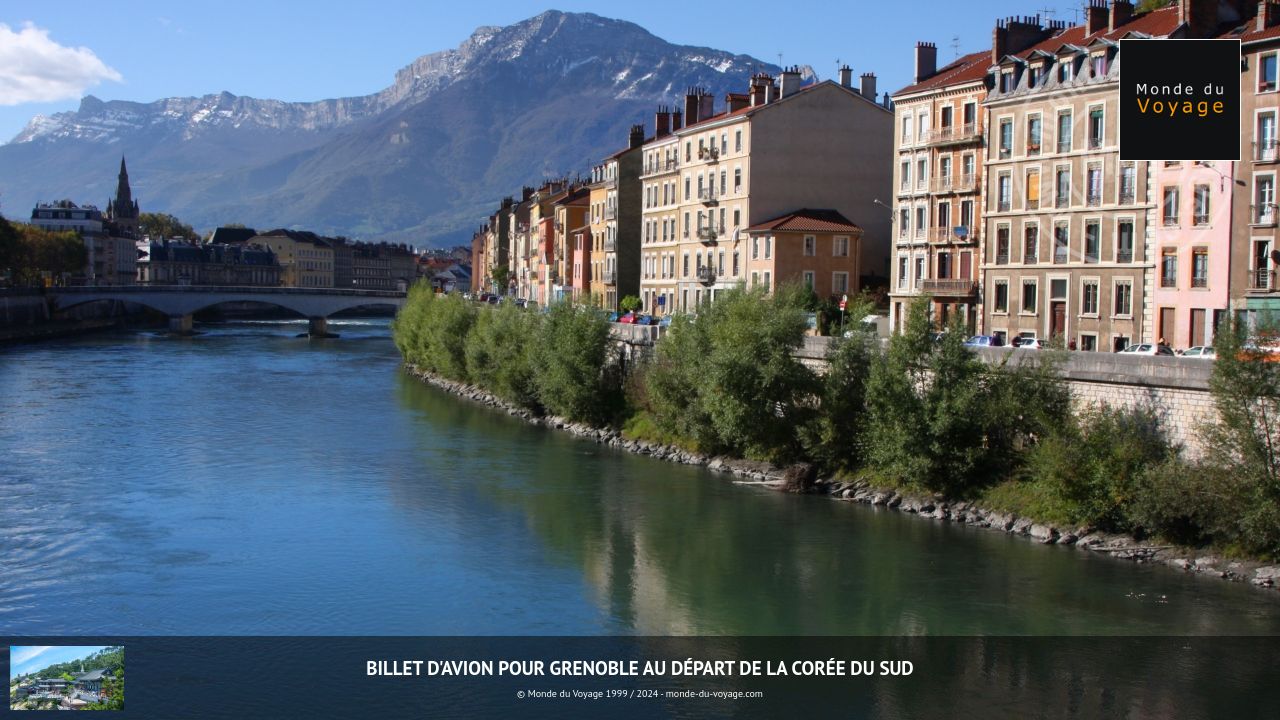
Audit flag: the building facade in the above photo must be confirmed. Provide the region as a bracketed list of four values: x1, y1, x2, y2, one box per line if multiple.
[251, 230, 334, 288]
[890, 50, 988, 333]
[138, 241, 280, 286]
[743, 209, 863, 300]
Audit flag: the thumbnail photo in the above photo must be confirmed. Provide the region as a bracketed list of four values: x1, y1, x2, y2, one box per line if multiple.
[8, 646, 123, 711]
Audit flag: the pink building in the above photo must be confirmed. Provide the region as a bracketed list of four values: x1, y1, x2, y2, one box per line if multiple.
[570, 224, 592, 301]
[1151, 161, 1234, 350]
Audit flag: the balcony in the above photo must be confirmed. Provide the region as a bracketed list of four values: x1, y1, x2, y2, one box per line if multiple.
[1057, 140, 1072, 153]
[1251, 268, 1273, 292]
[603, 270, 616, 285]
[696, 265, 716, 284]
[697, 187, 719, 205]
[1256, 140, 1278, 163]
[1117, 248, 1134, 263]
[1026, 197, 1039, 210]
[1053, 247, 1069, 264]
[997, 200, 1011, 212]
[1088, 136, 1103, 150]
[1086, 193, 1102, 207]
[995, 252, 1009, 265]
[1119, 190, 1136, 205]
[697, 146, 720, 163]
[1024, 247, 1038, 264]
[1055, 195, 1070, 209]
[1026, 142, 1042, 156]
[927, 227, 976, 244]
[603, 237, 616, 252]
[1191, 275, 1208, 289]
[1194, 213, 1210, 226]
[697, 225, 722, 243]
[604, 206, 617, 220]
[1253, 204, 1278, 226]
[921, 279, 977, 296]
[998, 146, 1012, 160]
[924, 123, 981, 147]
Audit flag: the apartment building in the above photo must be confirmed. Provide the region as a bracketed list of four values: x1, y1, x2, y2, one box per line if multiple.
[551, 186, 590, 303]
[600, 128, 644, 311]
[505, 189, 533, 297]
[890, 48, 988, 333]
[587, 169, 610, 303]
[252, 229, 335, 288]
[1151, 160, 1233, 348]
[1229, 2, 1280, 325]
[639, 107, 683, 314]
[642, 68, 892, 314]
[743, 209, 862, 300]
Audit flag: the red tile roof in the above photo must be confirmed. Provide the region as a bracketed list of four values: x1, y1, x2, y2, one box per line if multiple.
[745, 209, 861, 234]
[893, 50, 990, 97]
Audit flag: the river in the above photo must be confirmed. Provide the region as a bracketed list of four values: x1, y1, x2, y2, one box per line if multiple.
[2, 317, 1279, 638]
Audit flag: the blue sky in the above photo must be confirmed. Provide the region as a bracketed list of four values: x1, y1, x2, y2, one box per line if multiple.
[0, 1, 1091, 143]
[9, 646, 108, 680]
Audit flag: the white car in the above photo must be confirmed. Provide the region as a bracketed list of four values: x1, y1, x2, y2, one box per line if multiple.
[1119, 343, 1176, 356]
[1014, 337, 1045, 350]
[1180, 346, 1216, 359]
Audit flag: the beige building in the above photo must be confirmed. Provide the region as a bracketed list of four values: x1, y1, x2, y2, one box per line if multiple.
[1229, 4, 1280, 324]
[890, 47, 988, 333]
[642, 68, 892, 315]
[252, 230, 334, 288]
[587, 169, 610, 304]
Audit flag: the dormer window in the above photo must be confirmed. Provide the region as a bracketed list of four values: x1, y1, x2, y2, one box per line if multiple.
[1058, 61, 1071, 83]
[1091, 53, 1108, 78]
[1000, 70, 1015, 93]
[1028, 64, 1042, 87]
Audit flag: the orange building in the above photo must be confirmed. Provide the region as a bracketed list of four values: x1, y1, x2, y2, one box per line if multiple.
[743, 209, 863, 300]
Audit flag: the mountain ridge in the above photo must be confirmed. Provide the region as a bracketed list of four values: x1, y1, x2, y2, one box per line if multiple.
[0, 10, 814, 246]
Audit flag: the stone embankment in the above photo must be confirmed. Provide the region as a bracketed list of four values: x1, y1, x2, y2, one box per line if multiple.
[405, 364, 1280, 594]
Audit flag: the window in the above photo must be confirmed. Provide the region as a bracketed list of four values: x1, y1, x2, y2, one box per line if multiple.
[1054, 223, 1069, 264]
[1261, 52, 1277, 93]
[1084, 221, 1100, 263]
[998, 173, 1011, 211]
[1055, 167, 1071, 208]
[937, 252, 951, 279]
[1057, 111, 1072, 153]
[1259, 111, 1278, 161]
[1194, 184, 1211, 225]
[1059, 60, 1071, 84]
[751, 237, 759, 260]
[937, 201, 951, 231]
[994, 280, 1009, 313]
[1163, 186, 1180, 226]
[763, 271, 771, 291]
[1114, 281, 1133, 316]
[1117, 220, 1135, 262]
[1080, 334, 1097, 352]
[683, 253, 689, 277]
[1082, 280, 1099, 315]
[898, 208, 909, 237]
[902, 116, 913, 143]
[733, 209, 740, 227]
[1088, 107, 1104, 149]
[735, 130, 742, 153]
[1029, 64, 1042, 87]
[803, 271, 815, 288]
[916, 206, 927, 237]
[963, 102, 976, 128]
[833, 272, 849, 294]
[898, 257, 907, 288]
[917, 158, 927, 189]
[1256, 176, 1276, 223]
[684, 177, 691, 201]
[1192, 248, 1209, 288]
[734, 168, 742, 192]
[998, 119, 1013, 158]
[1021, 280, 1038, 315]
[732, 251, 740, 276]
[834, 236, 850, 257]
[1026, 168, 1040, 209]
[900, 161, 910, 190]
[915, 257, 925, 281]
[1086, 164, 1103, 206]
[960, 200, 974, 229]
[1119, 163, 1137, 204]
[803, 235, 816, 256]
[1000, 70, 1015, 93]
[1161, 248, 1178, 287]
[1027, 115, 1042, 154]
[1024, 224, 1039, 264]
[939, 156, 952, 184]
[995, 225, 1010, 264]
[1091, 53, 1108, 78]
[764, 237, 772, 259]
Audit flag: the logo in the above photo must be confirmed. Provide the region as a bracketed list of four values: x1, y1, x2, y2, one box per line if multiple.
[1120, 38, 1241, 161]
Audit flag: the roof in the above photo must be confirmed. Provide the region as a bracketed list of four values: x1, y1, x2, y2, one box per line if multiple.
[1222, 14, 1280, 45]
[745, 209, 862, 234]
[893, 50, 990, 97]
[74, 669, 110, 682]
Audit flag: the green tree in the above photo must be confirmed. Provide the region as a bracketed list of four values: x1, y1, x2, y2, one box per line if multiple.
[803, 294, 876, 470]
[419, 291, 476, 380]
[490, 265, 511, 294]
[138, 212, 198, 241]
[619, 295, 642, 313]
[1137, 0, 1175, 11]
[531, 300, 616, 424]
[465, 301, 540, 408]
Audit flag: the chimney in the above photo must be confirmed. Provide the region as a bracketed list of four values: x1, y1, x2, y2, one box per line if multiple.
[654, 106, 671, 138]
[698, 89, 714, 120]
[779, 66, 801, 98]
[671, 110, 683, 130]
[1178, 0, 1217, 38]
[764, 78, 779, 103]
[726, 92, 749, 112]
[749, 74, 770, 106]
[1259, 0, 1280, 30]
[860, 72, 877, 100]
[915, 42, 938, 83]
[1086, 0, 1108, 35]
[683, 87, 702, 125]
[1109, 0, 1134, 31]
[628, 124, 645, 149]
[992, 16, 1051, 66]
[838, 65, 853, 88]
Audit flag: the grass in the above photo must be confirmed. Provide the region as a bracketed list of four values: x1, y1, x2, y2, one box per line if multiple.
[620, 411, 702, 454]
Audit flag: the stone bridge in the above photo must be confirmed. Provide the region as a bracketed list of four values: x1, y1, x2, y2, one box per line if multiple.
[49, 285, 406, 335]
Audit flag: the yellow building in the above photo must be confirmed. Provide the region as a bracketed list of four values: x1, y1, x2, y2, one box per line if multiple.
[251, 230, 334, 288]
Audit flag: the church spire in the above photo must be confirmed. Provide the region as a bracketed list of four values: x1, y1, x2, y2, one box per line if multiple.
[107, 155, 140, 237]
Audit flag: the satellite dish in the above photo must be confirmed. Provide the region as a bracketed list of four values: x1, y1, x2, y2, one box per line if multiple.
[953, 226, 968, 239]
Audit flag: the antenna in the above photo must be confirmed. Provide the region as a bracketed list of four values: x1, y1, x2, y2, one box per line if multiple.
[777, 52, 783, 68]
[950, 36, 961, 58]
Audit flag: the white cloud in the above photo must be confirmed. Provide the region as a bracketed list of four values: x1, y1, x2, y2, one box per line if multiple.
[0, 22, 122, 106]
[10, 645, 54, 666]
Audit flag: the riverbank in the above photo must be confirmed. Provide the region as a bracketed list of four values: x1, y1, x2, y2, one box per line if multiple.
[404, 363, 1280, 595]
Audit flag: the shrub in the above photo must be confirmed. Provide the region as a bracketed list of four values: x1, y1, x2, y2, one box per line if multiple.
[419, 292, 476, 380]
[465, 302, 540, 408]
[802, 295, 876, 471]
[391, 282, 434, 366]
[1028, 404, 1176, 533]
[619, 295, 642, 313]
[531, 300, 616, 424]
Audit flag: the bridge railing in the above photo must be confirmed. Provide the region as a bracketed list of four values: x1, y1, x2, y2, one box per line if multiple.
[49, 285, 407, 299]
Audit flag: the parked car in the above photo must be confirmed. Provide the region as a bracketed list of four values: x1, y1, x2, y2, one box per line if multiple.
[514, 299, 528, 308]
[618, 312, 636, 324]
[963, 335, 1004, 347]
[635, 314, 655, 326]
[607, 312, 620, 323]
[1119, 343, 1175, 356]
[658, 315, 673, 328]
[1180, 346, 1216, 359]
[1012, 336, 1044, 349]
[487, 295, 500, 304]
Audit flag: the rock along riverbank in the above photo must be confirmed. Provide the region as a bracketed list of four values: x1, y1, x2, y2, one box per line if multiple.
[404, 364, 1280, 595]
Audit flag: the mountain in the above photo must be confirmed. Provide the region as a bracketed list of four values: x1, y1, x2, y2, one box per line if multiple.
[0, 11, 808, 246]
